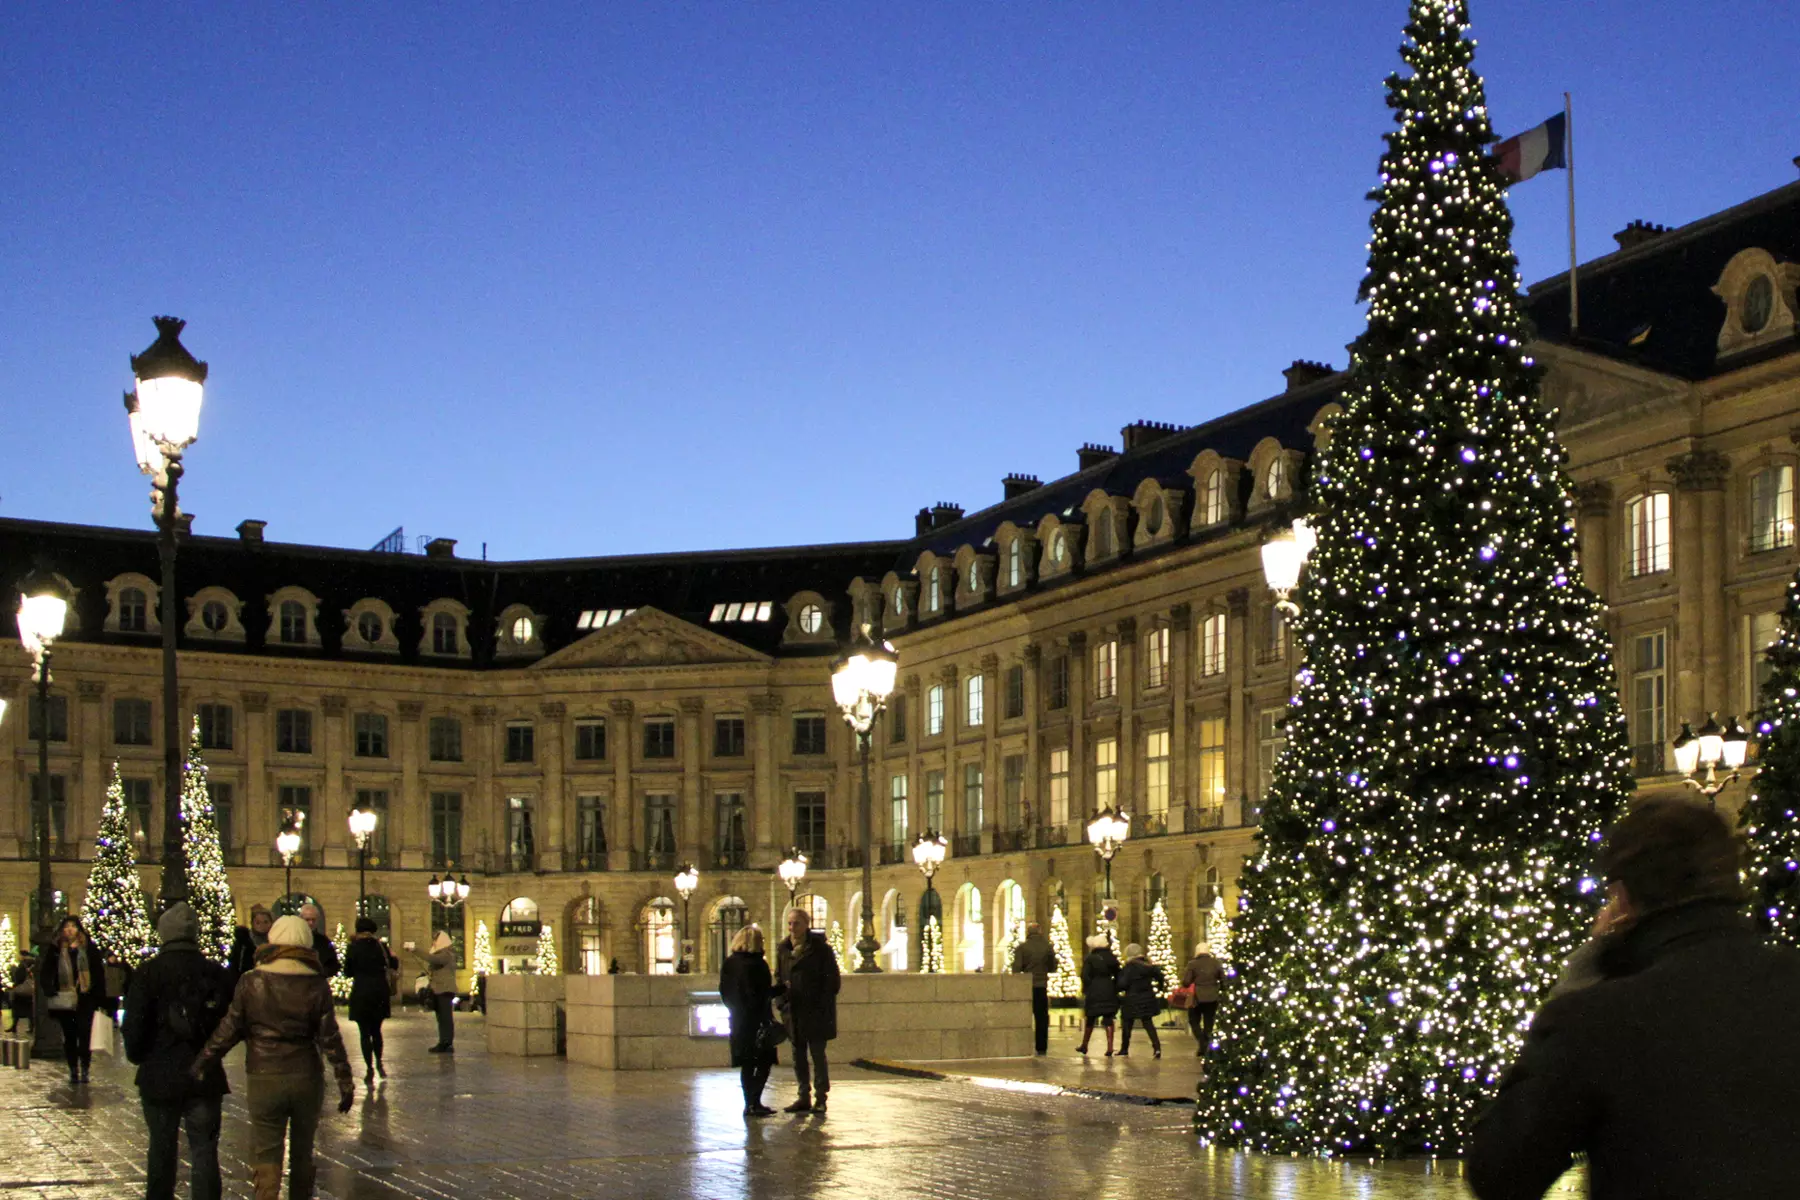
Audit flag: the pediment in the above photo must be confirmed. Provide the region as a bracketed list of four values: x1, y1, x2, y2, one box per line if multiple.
[531, 606, 772, 670]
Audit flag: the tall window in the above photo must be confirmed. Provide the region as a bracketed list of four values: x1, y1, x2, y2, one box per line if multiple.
[1202, 468, 1226, 525]
[278, 600, 307, 644]
[713, 717, 744, 758]
[962, 763, 984, 833]
[119, 586, 149, 632]
[925, 770, 945, 833]
[1093, 511, 1114, 558]
[794, 791, 827, 856]
[643, 718, 676, 759]
[430, 902, 463, 970]
[430, 791, 462, 869]
[1201, 612, 1227, 677]
[114, 698, 153, 746]
[715, 793, 747, 866]
[1094, 737, 1118, 810]
[1751, 612, 1782, 708]
[576, 795, 607, 867]
[275, 709, 313, 755]
[278, 785, 313, 860]
[1094, 639, 1118, 699]
[28, 693, 68, 742]
[1007, 538, 1023, 588]
[1046, 655, 1069, 711]
[1198, 718, 1227, 813]
[1266, 457, 1287, 499]
[576, 718, 607, 760]
[125, 777, 154, 857]
[1257, 707, 1287, 806]
[1145, 729, 1170, 819]
[1002, 755, 1024, 829]
[196, 702, 233, 751]
[354, 788, 389, 863]
[965, 674, 985, 726]
[1750, 464, 1795, 553]
[889, 693, 908, 744]
[431, 611, 459, 654]
[1048, 748, 1070, 827]
[1145, 626, 1170, 689]
[644, 793, 678, 865]
[927, 567, 942, 612]
[209, 782, 234, 859]
[1004, 665, 1025, 720]
[506, 795, 535, 870]
[1631, 631, 1667, 776]
[792, 714, 827, 756]
[1626, 492, 1671, 576]
[428, 716, 462, 762]
[504, 721, 535, 763]
[927, 684, 945, 735]
[889, 774, 909, 847]
[29, 775, 69, 856]
[354, 712, 389, 758]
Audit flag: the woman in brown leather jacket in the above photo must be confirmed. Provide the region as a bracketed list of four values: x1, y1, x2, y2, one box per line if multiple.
[193, 914, 354, 1200]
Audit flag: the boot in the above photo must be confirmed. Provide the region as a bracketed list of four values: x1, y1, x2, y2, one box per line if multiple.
[251, 1164, 282, 1200]
[375, 1056, 386, 1079]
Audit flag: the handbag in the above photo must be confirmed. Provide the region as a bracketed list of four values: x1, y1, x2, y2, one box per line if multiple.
[1168, 984, 1197, 1011]
[47, 990, 77, 1012]
[89, 1010, 114, 1056]
[757, 1018, 789, 1051]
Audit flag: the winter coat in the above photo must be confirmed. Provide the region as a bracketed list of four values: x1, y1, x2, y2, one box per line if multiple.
[193, 945, 353, 1094]
[1468, 900, 1800, 1200]
[425, 945, 458, 995]
[718, 949, 776, 1068]
[1117, 957, 1167, 1021]
[1081, 947, 1121, 1018]
[38, 941, 107, 1012]
[1010, 932, 1059, 987]
[776, 930, 841, 1041]
[311, 930, 340, 978]
[121, 940, 233, 1103]
[343, 935, 396, 1024]
[227, 926, 264, 981]
[1181, 954, 1225, 1002]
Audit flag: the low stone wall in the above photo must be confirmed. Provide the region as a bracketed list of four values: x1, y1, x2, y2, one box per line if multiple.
[566, 974, 733, 1070]
[485, 973, 565, 1057]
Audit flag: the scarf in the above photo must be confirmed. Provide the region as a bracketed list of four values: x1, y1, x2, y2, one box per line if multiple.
[59, 945, 91, 995]
[255, 943, 322, 973]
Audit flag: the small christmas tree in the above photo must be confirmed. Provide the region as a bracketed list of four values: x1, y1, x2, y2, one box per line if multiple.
[1095, 903, 1119, 952]
[1208, 895, 1233, 964]
[0, 916, 15, 976]
[472, 920, 495, 978]
[330, 923, 351, 999]
[535, 922, 559, 975]
[919, 914, 944, 974]
[1744, 565, 1800, 948]
[1047, 903, 1081, 999]
[827, 921, 851, 972]
[84, 764, 157, 964]
[180, 723, 237, 964]
[1147, 899, 1179, 980]
[996, 912, 1026, 974]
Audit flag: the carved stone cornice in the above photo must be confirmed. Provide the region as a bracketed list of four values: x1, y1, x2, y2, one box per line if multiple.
[1169, 602, 1192, 626]
[1571, 480, 1613, 517]
[320, 695, 348, 717]
[471, 704, 498, 722]
[242, 691, 269, 714]
[1117, 616, 1138, 645]
[938, 664, 959, 683]
[748, 693, 782, 715]
[903, 674, 922, 695]
[610, 698, 636, 718]
[1022, 643, 1042, 668]
[678, 696, 705, 715]
[397, 700, 424, 721]
[1667, 448, 1730, 491]
[1226, 588, 1250, 618]
[979, 653, 999, 673]
[1067, 631, 1088, 654]
[76, 680, 107, 701]
[539, 701, 567, 720]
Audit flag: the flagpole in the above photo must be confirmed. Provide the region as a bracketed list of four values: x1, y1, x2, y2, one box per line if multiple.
[1565, 91, 1578, 335]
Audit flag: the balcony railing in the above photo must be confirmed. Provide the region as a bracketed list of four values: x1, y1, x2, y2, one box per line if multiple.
[879, 842, 909, 866]
[636, 848, 678, 872]
[26, 839, 79, 861]
[573, 849, 610, 871]
[951, 834, 981, 858]
[994, 829, 1027, 853]
[1139, 812, 1170, 837]
[714, 847, 748, 869]
[1631, 744, 1666, 777]
[1034, 825, 1068, 850]
[1190, 804, 1225, 831]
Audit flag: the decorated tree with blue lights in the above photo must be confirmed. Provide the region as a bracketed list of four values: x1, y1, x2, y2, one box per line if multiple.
[180, 724, 237, 965]
[1195, 0, 1629, 1157]
[1741, 567, 1800, 948]
[84, 764, 157, 964]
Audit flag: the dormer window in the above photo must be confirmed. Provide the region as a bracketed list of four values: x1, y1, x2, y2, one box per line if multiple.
[510, 616, 535, 643]
[1006, 540, 1023, 588]
[928, 568, 942, 612]
[798, 604, 825, 635]
[358, 611, 384, 643]
[1093, 512, 1114, 558]
[1750, 465, 1795, 554]
[1050, 531, 1067, 565]
[278, 601, 307, 645]
[1202, 469, 1226, 525]
[892, 588, 907, 620]
[966, 562, 981, 594]
[119, 587, 148, 633]
[1145, 495, 1165, 537]
[432, 611, 459, 654]
[709, 602, 773, 623]
[202, 601, 229, 632]
[1266, 457, 1287, 500]
[577, 608, 636, 630]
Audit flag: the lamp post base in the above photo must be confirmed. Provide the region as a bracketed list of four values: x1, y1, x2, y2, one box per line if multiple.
[854, 932, 884, 973]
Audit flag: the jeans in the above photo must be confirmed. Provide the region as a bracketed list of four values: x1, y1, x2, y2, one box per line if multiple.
[246, 1072, 323, 1200]
[1030, 986, 1050, 1054]
[142, 1094, 223, 1200]
[354, 1017, 385, 1070]
[1119, 1015, 1160, 1054]
[433, 993, 455, 1047]
[1189, 1001, 1218, 1049]
[53, 1005, 93, 1075]
[792, 1035, 829, 1101]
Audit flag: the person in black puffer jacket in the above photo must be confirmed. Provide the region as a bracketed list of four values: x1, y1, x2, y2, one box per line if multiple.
[1115, 943, 1167, 1058]
[1077, 934, 1121, 1056]
[342, 918, 398, 1086]
[38, 915, 108, 1084]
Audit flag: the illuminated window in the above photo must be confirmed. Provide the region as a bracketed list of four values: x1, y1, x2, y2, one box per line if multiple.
[1201, 612, 1227, 676]
[1202, 469, 1227, 525]
[1094, 737, 1117, 811]
[118, 586, 148, 633]
[1197, 718, 1226, 812]
[1145, 625, 1170, 689]
[1048, 748, 1070, 826]
[965, 674, 984, 726]
[1006, 539, 1023, 588]
[1094, 639, 1118, 699]
[1750, 465, 1795, 553]
[1626, 492, 1671, 576]
[1145, 730, 1169, 818]
[927, 685, 945, 736]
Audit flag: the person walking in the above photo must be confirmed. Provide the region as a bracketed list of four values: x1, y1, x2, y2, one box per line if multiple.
[192, 914, 354, 1200]
[1181, 941, 1225, 1057]
[9, 950, 35, 1035]
[424, 931, 458, 1053]
[775, 908, 839, 1114]
[296, 905, 339, 978]
[1468, 798, 1800, 1200]
[1076, 933, 1121, 1056]
[228, 905, 273, 981]
[718, 924, 777, 1116]
[123, 903, 234, 1200]
[1115, 943, 1166, 1058]
[342, 918, 396, 1085]
[1009, 921, 1059, 1055]
[38, 915, 108, 1084]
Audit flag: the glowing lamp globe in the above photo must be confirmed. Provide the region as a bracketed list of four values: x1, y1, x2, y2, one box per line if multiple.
[276, 829, 302, 860]
[911, 831, 948, 878]
[129, 316, 207, 454]
[348, 807, 379, 846]
[1720, 716, 1750, 770]
[1260, 518, 1315, 598]
[1695, 713, 1725, 768]
[777, 851, 808, 893]
[1671, 722, 1699, 777]
[674, 863, 700, 900]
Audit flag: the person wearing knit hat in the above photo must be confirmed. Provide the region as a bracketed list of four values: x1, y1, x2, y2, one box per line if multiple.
[1077, 932, 1122, 1056]
[424, 930, 459, 1053]
[192, 913, 353, 1200]
[124, 902, 234, 1200]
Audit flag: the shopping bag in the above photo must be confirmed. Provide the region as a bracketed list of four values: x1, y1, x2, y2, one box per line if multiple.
[90, 1010, 114, 1056]
[1167, 984, 1197, 1011]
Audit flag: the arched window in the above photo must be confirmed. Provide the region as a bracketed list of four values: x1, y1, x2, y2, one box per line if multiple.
[1266, 457, 1287, 500]
[956, 883, 985, 973]
[273, 893, 320, 921]
[927, 567, 941, 612]
[201, 599, 230, 632]
[1050, 530, 1067, 565]
[119, 587, 148, 633]
[880, 889, 909, 971]
[791, 893, 829, 930]
[357, 610, 385, 644]
[917, 889, 944, 971]
[1006, 539, 1023, 588]
[708, 897, 749, 972]
[1145, 495, 1165, 537]
[1202, 469, 1226, 525]
[432, 611, 459, 654]
[994, 880, 1025, 969]
[892, 587, 907, 620]
[643, 898, 678, 975]
[278, 600, 307, 644]
[1094, 511, 1114, 558]
[966, 560, 981, 594]
[572, 897, 606, 975]
[361, 895, 392, 943]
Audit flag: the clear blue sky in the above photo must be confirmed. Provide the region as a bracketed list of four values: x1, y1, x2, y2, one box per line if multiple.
[3, 3, 1795, 560]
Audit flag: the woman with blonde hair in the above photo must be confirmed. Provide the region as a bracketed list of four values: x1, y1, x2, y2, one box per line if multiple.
[718, 924, 778, 1116]
[1181, 941, 1225, 1057]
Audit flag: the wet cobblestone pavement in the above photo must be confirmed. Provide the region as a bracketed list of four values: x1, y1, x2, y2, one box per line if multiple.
[0, 1012, 1578, 1199]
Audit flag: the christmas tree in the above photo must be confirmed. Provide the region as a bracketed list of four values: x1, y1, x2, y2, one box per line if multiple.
[535, 922, 559, 975]
[1047, 903, 1081, 999]
[1196, 0, 1629, 1157]
[84, 764, 158, 964]
[996, 912, 1026, 974]
[1742, 566, 1800, 948]
[1147, 899, 1178, 980]
[0, 916, 15, 976]
[330, 923, 351, 999]
[919, 914, 944, 974]
[472, 920, 495, 977]
[180, 723, 237, 964]
[827, 921, 851, 972]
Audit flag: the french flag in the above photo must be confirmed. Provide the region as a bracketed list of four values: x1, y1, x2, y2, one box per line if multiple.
[1495, 112, 1567, 183]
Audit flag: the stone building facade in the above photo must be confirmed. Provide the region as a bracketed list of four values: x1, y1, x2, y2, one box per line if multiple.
[4, 180, 1799, 988]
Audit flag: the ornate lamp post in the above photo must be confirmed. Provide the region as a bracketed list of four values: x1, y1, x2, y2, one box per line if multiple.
[911, 830, 947, 896]
[673, 862, 699, 972]
[17, 569, 71, 942]
[830, 637, 898, 973]
[123, 316, 207, 909]
[1260, 517, 1317, 616]
[1671, 713, 1751, 806]
[348, 805, 379, 917]
[777, 849, 808, 907]
[275, 813, 304, 905]
[427, 873, 472, 907]
[1086, 806, 1130, 900]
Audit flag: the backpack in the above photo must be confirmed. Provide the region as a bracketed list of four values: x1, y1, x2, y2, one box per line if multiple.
[164, 968, 225, 1044]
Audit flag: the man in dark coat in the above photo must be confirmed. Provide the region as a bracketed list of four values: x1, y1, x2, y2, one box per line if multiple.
[1468, 798, 1800, 1200]
[1009, 921, 1059, 1055]
[124, 903, 233, 1200]
[775, 908, 839, 1114]
[298, 904, 339, 978]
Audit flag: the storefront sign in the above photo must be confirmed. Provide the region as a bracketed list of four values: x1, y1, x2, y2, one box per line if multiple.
[499, 920, 542, 939]
[688, 991, 730, 1038]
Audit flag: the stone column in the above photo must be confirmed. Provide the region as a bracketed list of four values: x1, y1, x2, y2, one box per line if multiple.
[749, 693, 781, 866]
[1022, 645, 1042, 841]
[980, 652, 999, 853]
[470, 705, 497, 873]
[903, 675, 922, 844]
[1225, 589, 1251, 825]
[1068, 632, 1088, 829]
[1669, 450, 1728, 725]
[0, 679, 17, 854]
[538, 701, 567, 872]
[1572, 481, 1613, 600]
[320, 695, 349, 867]
[243, 692, 271, 863]
[1116, 617, 1137, 816]
[938, 664, 959, 842]
[397, 701, 424, 869]
[609, 699, 635, 871]
[679, 696, 705, 863]
[1168, 603, 1193, 830]
[77, 680, 106, 855]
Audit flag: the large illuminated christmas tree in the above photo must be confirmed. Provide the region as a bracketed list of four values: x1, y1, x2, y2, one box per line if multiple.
[472, 920, 495, 978]
[1742, 567, 1800, 948]
[918, 915, 944, 974]
[535, 922, 559, 975]
[85, 765, 157, 964]
[1196, 0, 1629, 1157]
[180, 724, 237, 964]
[1047, 903, 1081, 999]
[1147, 899, 1178, 981]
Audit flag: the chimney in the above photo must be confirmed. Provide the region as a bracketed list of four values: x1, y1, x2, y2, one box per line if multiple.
[425, 537, 458, 559]
[1613, 219, 1668, 251]
[930, 502, 964, 530]
[1282, 360, 1336, 392]
[1078, 443, 1118, 471]
[236, 519, 267, 545]
[175, 513, 196, 537]
[1121, 421, 1181, 452]
[915, 507, 935, 537]
[1002, 473, 1042, 500]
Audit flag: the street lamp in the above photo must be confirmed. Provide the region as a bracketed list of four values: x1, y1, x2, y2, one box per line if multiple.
[124, 316, 207, 911]
[275, 813, 304, 905]
[673, 863, 699, 972]
[17, 568, 71, 942]
[831, 636, 899, 973]
[1260, 517, 1317, 616]
[1086, 806, 1130, 899]
[1671, 713, 1751, 806]
[911, 830, 948, 895]
[777, 849, 808, 901]
[427, 873, 472, 906]
[348, 805, 379, 917]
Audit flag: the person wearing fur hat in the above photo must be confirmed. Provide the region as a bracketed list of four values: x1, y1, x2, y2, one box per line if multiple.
[1115, 943, 1167, 1058]
[124, 903, 234, 1200]
[1076, 933, 1122, 1056]
[192, 914, 353, 1200]
[424, 930, 459, 1052]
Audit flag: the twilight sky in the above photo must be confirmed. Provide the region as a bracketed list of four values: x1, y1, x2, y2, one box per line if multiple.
[3, 3, 1795, 561]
